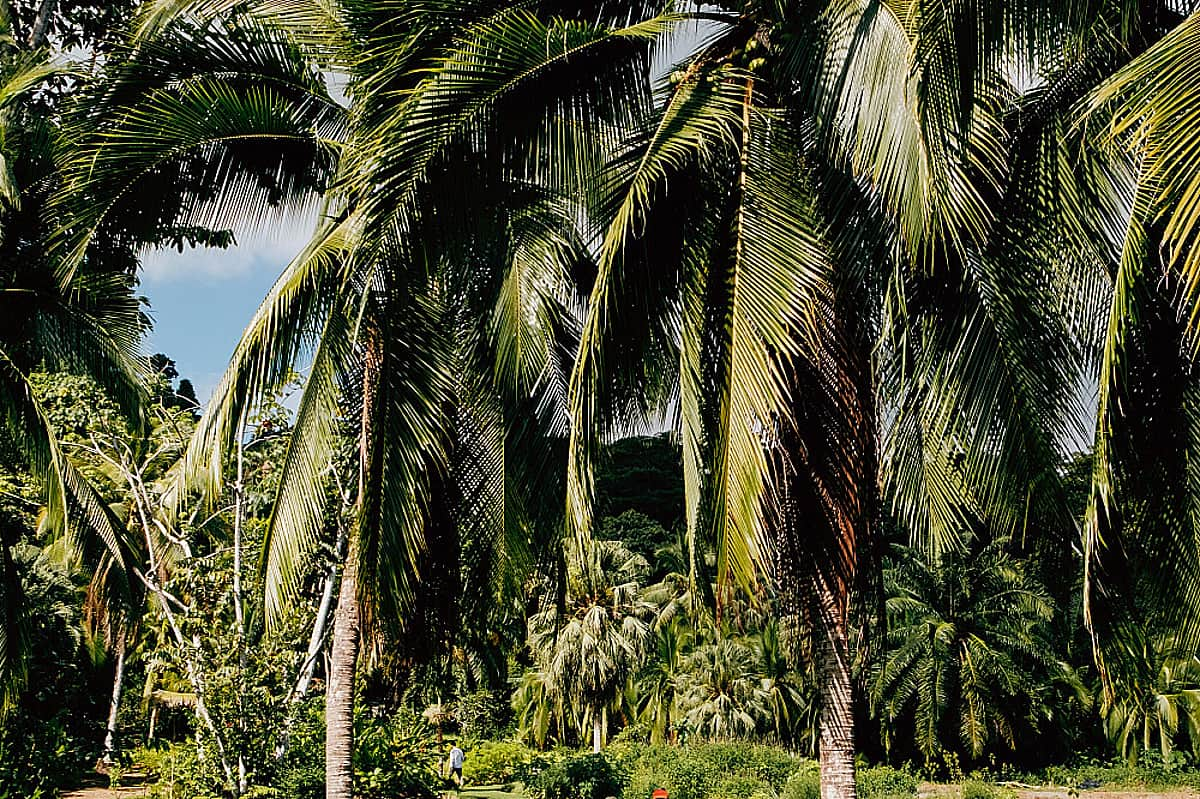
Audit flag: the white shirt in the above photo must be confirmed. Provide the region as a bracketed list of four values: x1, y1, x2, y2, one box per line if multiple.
[449, 747, 464, 769]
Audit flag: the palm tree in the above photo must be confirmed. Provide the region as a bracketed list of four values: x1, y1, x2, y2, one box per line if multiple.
[636, 616, 692, 744]
[675, 636, 770, 742]
[1102, 635, 1200, 764]
[561, 2, 1099, 794]
[872, 539, 1075, 765]
[754, 620, 815, 750]
[527, 540, 657, 752]
[0, 34, 149, 710]
[57, 3, 671, 794]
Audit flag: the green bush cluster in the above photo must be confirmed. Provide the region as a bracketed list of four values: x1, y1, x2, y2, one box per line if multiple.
[354, 708, 439, 799]
[781, 765, 918, 799]
[462, 740, 540, 785]
[619, 742, 801, 799]
[527, 752, 622, 799]
[856, 764, 920, 799]
[0, 710, 93, 799]
[1035, 755, 1200, 790]
[458, 690, 515, 741]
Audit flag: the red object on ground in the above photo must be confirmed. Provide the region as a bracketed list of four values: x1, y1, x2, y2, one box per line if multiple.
[652, 790, 669, 799]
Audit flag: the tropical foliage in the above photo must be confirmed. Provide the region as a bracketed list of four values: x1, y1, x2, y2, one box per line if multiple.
[9, 0, 1200, 797]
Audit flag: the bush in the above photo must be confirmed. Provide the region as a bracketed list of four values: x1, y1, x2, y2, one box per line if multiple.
[1034, 757, 1200, 791]
[780, 767, 819, 799]
[960, 781, 1016, 799]
[621, 743, 804, 799]
[779, 763, 916, 799]
[528, 752, 621, 799]
[712, 774, 775, 799]
[463, 740, 540, 785]
[857, 765, 919, 799]
[354, 708, 438, 799]
[272, 698, 326, 799]
[135, 743, 224, 799]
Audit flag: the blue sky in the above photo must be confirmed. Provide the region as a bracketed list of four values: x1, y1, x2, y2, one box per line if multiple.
[140, 213, 315, 406]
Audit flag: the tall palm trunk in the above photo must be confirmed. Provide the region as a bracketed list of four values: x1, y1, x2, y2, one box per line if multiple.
[815, 579, 855, 799]
[102, 628, 127, 765]
[325, 535, 361, 799]
[776, 308, 874, 799]
[326, 322, 381, 799]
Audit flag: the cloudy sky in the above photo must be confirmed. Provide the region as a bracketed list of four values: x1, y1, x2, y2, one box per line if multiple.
[137, 17, 720, 409]
[140, 211, 316, 405]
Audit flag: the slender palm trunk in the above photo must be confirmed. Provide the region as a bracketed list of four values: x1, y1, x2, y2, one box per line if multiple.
[592, 710, 603, 753]
[325, 323, 380, 799]
[324, 535, 361, 799]
[102, 628, 127, 764]
[816, 579, 855, 799]
[775, 307, 874, 799]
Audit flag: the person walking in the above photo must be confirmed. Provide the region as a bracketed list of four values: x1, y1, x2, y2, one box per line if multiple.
[449, 743, 465, 788]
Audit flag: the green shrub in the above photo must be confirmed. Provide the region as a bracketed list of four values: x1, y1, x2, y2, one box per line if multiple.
[779, 766, 819, 799]
[463, 740, 540, 785]
[712, 774, 775, 799]
[960, 781, 1016, 799]
[857, 765, 919, 799]
[700, 743, 797, 789]
[528, 752, 621, 799]
[136, 742, 224, 799]
[271, 698, 326, 799]
[354, 708, 438, 799]
[621, 743, 805, 799]
[624, 748, 680, 799]
[778, 763, 916, 799]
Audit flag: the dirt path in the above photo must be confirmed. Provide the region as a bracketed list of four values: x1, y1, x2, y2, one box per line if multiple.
[61, 772, 150, 799]
[921, 785, 1200, 799]
[1011, 792, 1199, 799]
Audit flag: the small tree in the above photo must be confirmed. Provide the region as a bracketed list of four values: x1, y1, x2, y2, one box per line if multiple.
[872, 539, 1077, 766]
[527, 541, 656, 752]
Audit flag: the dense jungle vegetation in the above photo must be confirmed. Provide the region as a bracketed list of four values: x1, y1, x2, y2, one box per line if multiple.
[6, 1, 1200, 798]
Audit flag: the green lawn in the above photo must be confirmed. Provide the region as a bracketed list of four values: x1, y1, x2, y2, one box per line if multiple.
[457, 783, 530, 799]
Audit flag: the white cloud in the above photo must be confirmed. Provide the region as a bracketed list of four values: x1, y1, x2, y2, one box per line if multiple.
[141, 212, 318, 285]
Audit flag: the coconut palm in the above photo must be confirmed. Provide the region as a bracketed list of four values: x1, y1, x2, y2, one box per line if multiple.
[872, 540, 1074, 765]
[56, 3, 671, 794]
[636, 616, 692, 744]
[527, 539, 657, 752]
[754, 619, 815, 750]
[561, 1, 1102, 793]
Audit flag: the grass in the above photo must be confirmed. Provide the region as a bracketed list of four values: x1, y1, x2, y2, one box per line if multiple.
[457, 783, 530, 799]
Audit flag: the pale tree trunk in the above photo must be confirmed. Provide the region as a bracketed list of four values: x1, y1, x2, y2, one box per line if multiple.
[275, 509, 348, 759]
[324, 535, 360, 799]
[816, 578, 855, 799]
[233, 432, 247, 796]
[591, 712, 602, 754]
[102, 628, 128, 764]
[293, 538, 341, 700]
